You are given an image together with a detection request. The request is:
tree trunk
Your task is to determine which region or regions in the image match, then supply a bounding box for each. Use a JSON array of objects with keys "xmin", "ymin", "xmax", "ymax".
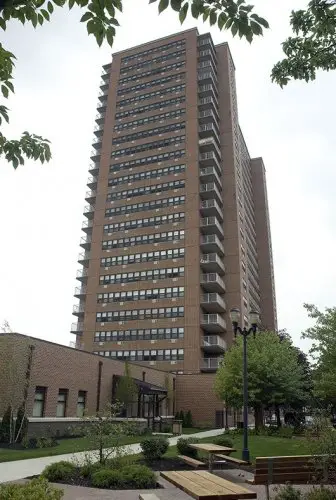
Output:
[
  {"xmin": 275, "ymin": 406, "xmax": 282, "ymax": 428},
  {"xmin": 254, "ymin": 404, "xmax": 264, "ymax": 431}
]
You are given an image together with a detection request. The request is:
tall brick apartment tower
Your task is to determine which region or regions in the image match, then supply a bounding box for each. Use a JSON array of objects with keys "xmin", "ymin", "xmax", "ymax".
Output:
[{"xmin": 71, "ymin": 29, "xmax": 277, "ymax": 417}]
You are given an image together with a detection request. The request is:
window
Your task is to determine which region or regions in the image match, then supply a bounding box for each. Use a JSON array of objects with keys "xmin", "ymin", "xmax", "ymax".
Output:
[
  {"xmin": 102, "ymin": 229, "xmax": 185, "ymax": 250},
  {"xmin": 110, "ymin": 136, "xmax": 186, "ymax": 159},
  {"xmin": 99, "ymin": 266, "xmax": 184, "ymax": 284},
  {"xmin": 101, "ymin": 248, "xmax": 184, "ymax": 268},
  {"xmin": 120, "ymin": 49, "xmax": 185, "ymax": 74},
  {"xmin": 96, "ymin": 307, "xmax": 184, "ymax": 323},
  {"xmin": 112, "ymin": 122, "xmax": 185, "ymax": 146},
  {"xmin": 97, "ymin": 348, "xmax": 184, "ymax": 361},
  {"xmin": 108, "ymin": 164, "xmax": 185, "ymax": 186},
  {"xmin": 105, "ymin": 195, "xmax": 185, "ymax": 217},
  {"xmin": 109, "ymin": 149, "xmax": 185, "ymax": 174},
  {"xmin": 118, "ymin": 61, "xmax": 185, "ymax": 85},
  {"xmin": 107, "ymin": 180, "xmax": 185, "ymax": 201},
  {"xmin": 56, "ymin": 389, "xmax": 68, "ymax": 417},
  {"xmin": 97, "ymin": 286, "xmax": 184, "ymax": 304},
  {"xmin": 121, "ymin": 39, "xmax": 185, "ymax": 64},
  {"xmin": 117, "ymin": 72, "xmax": 185, "ymax": 96},
  {"xmin": 33, "ymin": 386, "xmax": 47, "ymax": 417},
  {"xmin": 117, "ymin": 85, "xmax": 185, "ymax": 108},
  {"xmin": 114, "ymin": 108, "xmax": 185, "ymax": 131},
  {"xmin": 77, "ymin": 391, "xmax": 86, "ymax": 417},
  {"xmin": 115, "ymin": 96, "xmax": 185, "ymax": 120}
]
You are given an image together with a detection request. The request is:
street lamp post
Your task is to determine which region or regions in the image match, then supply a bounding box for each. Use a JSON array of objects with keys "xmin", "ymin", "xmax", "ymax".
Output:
[{"xmin": 229, "ymin": 307, "xmax": 260, "ymax": 463}]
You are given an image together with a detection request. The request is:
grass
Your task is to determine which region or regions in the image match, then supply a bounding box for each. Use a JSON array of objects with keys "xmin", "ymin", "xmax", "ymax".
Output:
[{"xmin": 0, "ymin": 434, "xmax": 142, "ymax": 463}]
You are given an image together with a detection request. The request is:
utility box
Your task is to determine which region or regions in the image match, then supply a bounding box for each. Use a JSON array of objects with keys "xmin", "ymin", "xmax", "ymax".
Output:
[{"xmin": 172, "ymin": 419, "xmax": 183, "ymax": 435}]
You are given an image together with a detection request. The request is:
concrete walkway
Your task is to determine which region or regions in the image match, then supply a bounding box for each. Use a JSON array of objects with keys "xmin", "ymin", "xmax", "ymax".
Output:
[{"xmin": 0, "ymin": 428, "xmax": 225, "ymax": 483}]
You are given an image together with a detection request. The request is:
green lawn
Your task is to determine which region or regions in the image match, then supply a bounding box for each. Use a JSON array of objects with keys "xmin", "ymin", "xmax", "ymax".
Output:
[{"xmin": 0, "ymin": 434, "xmax": 142, "ymax": 463}]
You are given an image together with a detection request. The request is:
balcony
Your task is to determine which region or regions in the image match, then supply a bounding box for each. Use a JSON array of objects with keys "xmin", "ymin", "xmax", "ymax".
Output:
[
  {"xmin": 73, "ymin": 303, "xmax": 85, "ymax": 316},
  {"xmin": 200, "ymin": 217, "xmax": 223, "ymax": 238},
  {"xmin": 200, "ymin": 357, "xmax": 223, "ymax": 372},
  {"xmin": 82, "ymin": 220, "xmax": 93, "ymax": 234},
  {"xmin": 83, "ymin": 204, "xmax": 95, "ymax": 220},
  {"xmin": 78, "ymin": 251, "xmax": 90, "ymax": 266},
  {"xmin": 197, "ymin": 70, "xmax": 217, "ymax": 87},
  {"xmin": 199, "ymin": 136, "xmax": 221, "ymax": 157},
  {"xmin": 95, "ymin": 112, "xmax": 105, "ymax": 125},
  {"xmin": 89, "ymin": 162, "xmax": 100, "ymax": 176},
  {"xmin": 90, "ymin": 150, "xmax": 101, "ymax": 163},
  {"xmin": 200, "ymin": 183, "xmax": 221, "ymax": 203},
  {"xmin": 92, "ymin": 138, "xmax": 102, "ymax": 151},
  {"xmin": 85, "ymin": 190, "xmax": 96, "ymax": 204},
  {"xmin": 100, "ymin": 81, "xmax": 109, "ymax": 93},
  {"xmin": 76, "ymin": 268, "xmax": 89, "ymax": 282},
  {"xmin": 201, "ymin": 293, "xmax": 226, "ymax": 313},
  {"xmin": 199, "ymin": 122, "xmax": 220, "ymax": 143},
  {"xmin": 80, "ymin": 236, "xmax": 91, "ymax": 250},
  {"xmin": 202, "ymin": 335, "xmax": 226, "ymax": 353},
  {"xmin": 200, "ymin": 253, "xmax": 225, "ymax": 274},
  {"xmin": 200, "ymin": 199, "xmax": 223, "ymax": 220},
  {"xmin": 200, "ymin": 166, "xmax": 221, "ymax": 185},
  {"xmin": 201, "ymin": 273, "xmax": 226, "ymax": 293},
  {"xmin": 201, "ymin": 313, "xmax": 226, "ymax": 333},
  {"xmin": 74, "ymin": 286, "xmax": 87, "ymax": 298},
  {"xmin": 199, "ymin": 151, "xmax": 221, "ymax": 173},
  {"xmin": 199, "ymin": 96, "xmax": 219, "ymax": 116},
  {"xmin": 97, "ymin": 100, "xmax": 107, "ymax": 114},
  {"xmin": 87, "ymin": 175, "xmax": 98, "ymax": 189},
  {"xmin": 200, "ymin": 234, "xmax": 224, "ymax": 256},
  {"xmin": 70, "ymin": 322, "xmax": 84, "ymax": 334},
  {"xmin": 198, "ymin": 109, "xmax": 219, "ymax": 126}
]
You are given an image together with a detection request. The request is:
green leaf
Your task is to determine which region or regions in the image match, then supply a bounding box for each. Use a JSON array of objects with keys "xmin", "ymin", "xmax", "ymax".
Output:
[
  {"xmin": 69, "ymin": 0, "xmax": 75, "ymax": 9},
  {"xmin": 158, "ymin": 0, "xmax": 169, "ymax": 13},
  {"xmin": 53, "ymin": 0, "xmax": 65, "ymax": 5},
  {"xmin": 110, "ymin": 18, "xmax": 120, "ymax": 26},
  {"xmin": 80, "ymin": 11, "xmax": 93, "ymax": 22},
  {"xmin": 47, "ymin": 1, "xmax": 54, "ymax": 13},
  {"xmin": 31, "ymin": 12, "xmax": 38, "ymax": 27},
  {"xmin": 209, "ymin": 10, "xmax": 217, "ymax": 26},
  {"xmin": 217, "ymin": 12, "xmax": 227, "ymax": 30},
  {"xmin": 191, "ymin": 1, "xmax": 199, "ymax": 18},
  {"xmin": 231, "ymin": 21, "xmax": 239, "ymax": 37},
  {"xmin": 246, "ymin": 30, "xmax": 253, "ymax": 43},
  {"xmin": 6, "ymin": 81, "xmax": 14, "ymax": 93},
  {"xmin": 0, "ymin": 18, "xmax": 7, "ymax": 30},
  {"xmin": 41, "ymin": 9, "xmax": 50, "ymax": 20},
  {"xmin": 87, "ymin": 18, "xmax": 98, "ymax": 34},
  {"xmin": 179, "ymin": 2, "xmax": 188, "ymax": 23},
  {"xmin": 1, "ymin": 85, "xmax": 8, "ymax": 99},
  {"xmin": 106, "ymin": 27, "xmax": 115, "ymax": 47},
  {"xmin": 170, "ymin": 0, "xmax": 182, "ymax": 12}
]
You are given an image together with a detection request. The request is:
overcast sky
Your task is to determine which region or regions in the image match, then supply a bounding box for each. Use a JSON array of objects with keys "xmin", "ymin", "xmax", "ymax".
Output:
[{"xmin": 0, "ymin": 0, "xmax": 335, "ymax": 352}]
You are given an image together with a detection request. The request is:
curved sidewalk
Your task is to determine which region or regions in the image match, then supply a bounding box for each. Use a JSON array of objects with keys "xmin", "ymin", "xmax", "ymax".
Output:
[{"xmin": 0, "ymin": 428, "xmax": 225, "ymax": 483}]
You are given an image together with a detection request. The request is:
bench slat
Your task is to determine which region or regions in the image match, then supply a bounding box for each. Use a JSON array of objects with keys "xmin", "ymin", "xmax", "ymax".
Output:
[
  {"xmin": 160, "ymin": 471, "xmax": 218, "ymax": 500},
  {"xmin": 215, "ymin": 454, "xmax": 248, "ymax": 465},
  {"xmin": 178, "ymin": 455, "xmax": 205, "ymax": 467},
  {"xmin": 139, "ymin": 495, "xmax": 160, "ymax": 500},
  {"xmin": 193, "ymin": 471, "xmax": 257, "ymax": 497}
]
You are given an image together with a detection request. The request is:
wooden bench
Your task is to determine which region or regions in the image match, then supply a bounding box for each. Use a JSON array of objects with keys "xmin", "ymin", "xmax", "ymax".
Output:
[
  {"xmin": 248, "ymin": 455, "xmax": 336, "ymax": 485},
  {"xmin": 178, "ymin": 454, "xmax": 205, "ymax": 468},
  {"xmin": 161, "ymin": 470, "xmax": 257, "ymax": 500},
  {"xmin": 214, "ymin": 454, "xmax": 249, "ymax": 466},
  {"xmin": 139, "ymin": 495, "xmax": 160, "ymax": 500}
]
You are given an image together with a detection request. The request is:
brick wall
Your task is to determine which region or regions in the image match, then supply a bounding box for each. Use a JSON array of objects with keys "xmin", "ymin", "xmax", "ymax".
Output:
[{"xmin": 0, "ymin": 333, "xmax": 175, "ymax": 419}]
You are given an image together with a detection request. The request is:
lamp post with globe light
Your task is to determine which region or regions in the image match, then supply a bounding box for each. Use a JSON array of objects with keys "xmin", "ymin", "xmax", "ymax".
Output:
[{"xmin": 229, "ymin": 307, "xmax": 260, "ymax": 463}]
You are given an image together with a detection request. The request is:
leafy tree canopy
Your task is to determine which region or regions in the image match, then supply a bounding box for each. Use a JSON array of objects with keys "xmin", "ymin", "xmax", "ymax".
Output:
[
  {"xmin": 214, "ymin": 331, "xmax": 307, "ymax": 422},
  {"xmin": 1, "ymin": 0, "xmax": 335, "ymax": 168},
  {"xmin": 302, "ymin": 303, "xmax": 336, "ymax": 408}
]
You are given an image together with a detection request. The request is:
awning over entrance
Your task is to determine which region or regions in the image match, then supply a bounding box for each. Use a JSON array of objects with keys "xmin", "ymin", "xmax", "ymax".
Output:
[{"xmin": 112, "ymin": 374, "xmax": 167, "ymax": 396}]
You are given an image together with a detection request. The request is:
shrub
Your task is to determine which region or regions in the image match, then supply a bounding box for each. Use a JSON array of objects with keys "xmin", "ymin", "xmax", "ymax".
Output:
[
  {"xmin": 305, "ymin": 487, "xmax": 336, "ymax": 500},
  {"xmin": 0, "ymin": 405, "xmax": 12, "ymax": 443},
  {"xmin": 0, "ymin": 477, "xmax": 63, "ymax": 499},
  {"xmin": 274, "ymin": 485, "xmax": 303, "ymax": 500},
  {"xmin": 277, "ymin": 426, "xmax": 294, "ymax": 439},
  {"xmin": 141, "ymin": 435, "xmax": 169, "ymax": 461},
  {"xmin": 42, "ymin": 461, "xmax": 77, "ymax": 482},
  {"xmin": 177, "ymin": 437, "xmax": 200, "ymax": 458},
  {"xmin": 121, "ymin": 465, "xmax": 156, "ymax": 488},
  {"xmin": 80, "ymin": 461, "xmax": 102, "ymax": 478},
  {"xmin": 91, "ymin": 469, "xmax": 125, "ymax": 488},
  {"xmin": 179, "ymin": 410, "xmax": 185, "ymax": 425},
  {"xmin": 184, "ymin": 410, "xmax": 193, "ymax": 428},
  {"xmin": 37, "ymin": 436, "xmax": 58, "ymax": 448},
  {"xmin": 212, "ymin": 435, "xmax": 234, "ymax": 448}
]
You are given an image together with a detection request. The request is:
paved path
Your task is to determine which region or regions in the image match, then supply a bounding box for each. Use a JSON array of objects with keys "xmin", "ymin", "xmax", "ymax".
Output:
[{"xmin": 0, "ymin": 428, "xmax": 225, "ymax": 483}]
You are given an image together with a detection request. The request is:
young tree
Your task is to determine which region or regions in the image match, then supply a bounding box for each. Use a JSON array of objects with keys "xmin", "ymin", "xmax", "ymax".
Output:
[
  {"xmin": 81, "ymin": 402, "xmax": 135, "ymax": 464},
  {"xmin": 302, "ymin": 303, "xmax": 336, "ymax": 412},
  {"xmin": 115, "ymin": 362, "xmax": 138, "ymax": 416},
  {"xmin": 214, "ymin": 331, "xmax": 307, "ymax": 429}
]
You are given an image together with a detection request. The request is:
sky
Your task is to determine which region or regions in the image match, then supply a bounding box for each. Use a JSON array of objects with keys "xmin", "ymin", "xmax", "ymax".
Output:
[{"xmin": 0, "ymin": 0, "xmax": 335, "ymax": 352}]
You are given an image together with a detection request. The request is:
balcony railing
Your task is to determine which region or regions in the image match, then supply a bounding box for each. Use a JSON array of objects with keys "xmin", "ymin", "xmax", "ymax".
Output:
[
  {"xmin": 200, "ymin": 357, "xmax": 223, "ymax": 371},
  {"xmin": 200, "ymin": 166, "xmax": 221, "ymax": 186},
  {"xmin": 82, "ymin": 220, "xmax": 93, "ymax": 233},
  {"xmin": 201, "ymin": 273, "xmax": 226, "ymax": 293},
  {"xmin": 70, "ymin": 322, "xmax": 84, "ymax": 333},
  {"xmin": 200, "ymin": 217, "xmax": 223, "ymax": 238},
  {"xmin": 199, "ymin": 137, "xmax": 221, "ymax": 158},
  {"xmin": 200, "ymin": 253, "xmax": 225, "ymax": 274},
  {"xmin": 201, "ymin": 293, "xmax": 226, "ymax": 312},
  {"xmin": 200, "ymin": 234, "xmax": 224, "ymax": 255},
  {"xmin": 201, "ymin": 314, "xmax": 227, "ymax": 333},
  {"xmin": 200, "ymin": 183, "xmax": 221, "ymax": 203},
  {"xmin": 80, "ymin": 236, "xmax": 92, "ymax": 250},
  {"xmin": 83, "ymin": 205, "xmax": 95, "ymax": 219},
  {"xmin": 74, "ymin": 286, "xmax": 87, "ymax": 297},
  {"xmin": 73, "ymin": 303, "xmax": 85, "ymax": 315},
  {"xmin": 87, "ymin": 176, "xmax": 98, "ymax": 188},
  {"xmin": 76, "ymin": 268, "xmax": 89, "ymax": 281},
  {"xmin": 78, "ymin": 251, "xmax": 90, "ymax": 264},
  {"xmin": 202, "ymin": 335, "xmax": 226, "ymax": 352},
  {"xmin": 200, "ymin": 199, "xmax": 223, "ymax": 220},
  {"xmin": 85, "ymin": 190, "xmax": 97, "ymax": 203}
]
